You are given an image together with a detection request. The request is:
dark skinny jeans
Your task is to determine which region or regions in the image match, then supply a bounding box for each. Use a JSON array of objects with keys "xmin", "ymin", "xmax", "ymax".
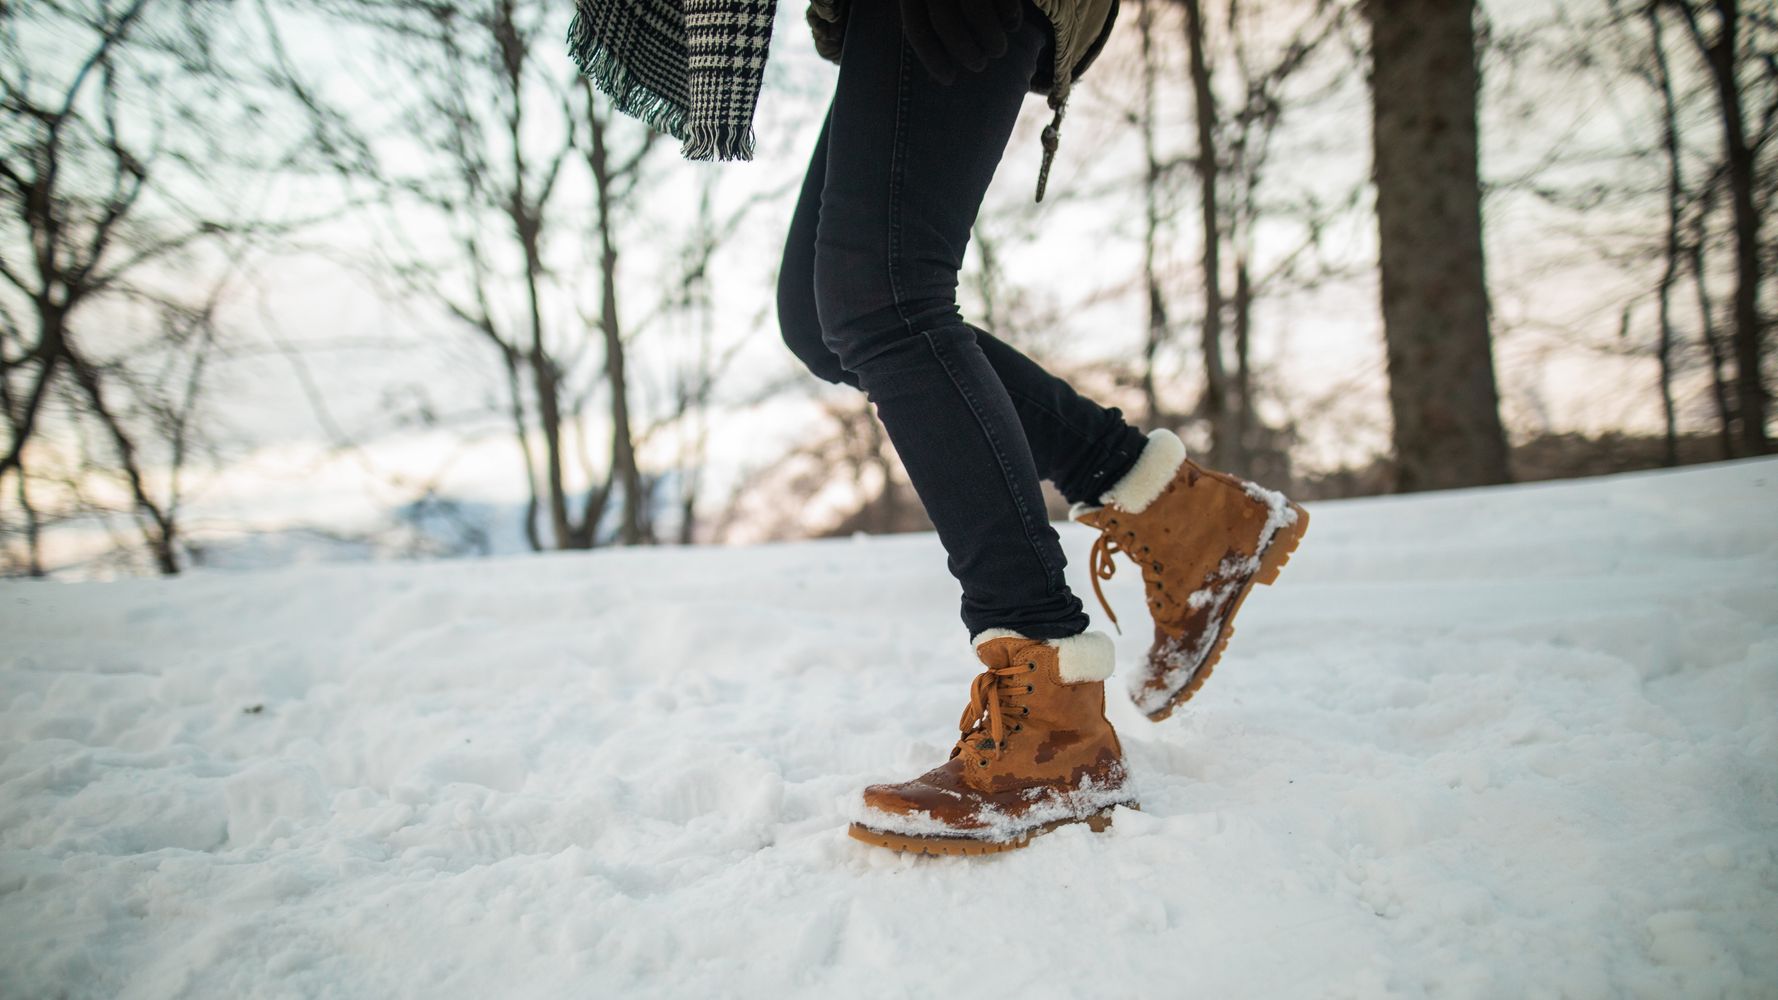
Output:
[{"xmin": 774, "ymin": 0, "xmax": 1149, "ymax": 641}]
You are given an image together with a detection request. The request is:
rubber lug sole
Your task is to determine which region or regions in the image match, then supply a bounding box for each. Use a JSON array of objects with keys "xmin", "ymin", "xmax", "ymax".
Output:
[
  {"xmin": 1144, "ymin": 500, "xmax": 1310, "ymax": 723},
  {"xmin": 846, "ymin": 806, "xmax": 1127, "ymax": 856}
]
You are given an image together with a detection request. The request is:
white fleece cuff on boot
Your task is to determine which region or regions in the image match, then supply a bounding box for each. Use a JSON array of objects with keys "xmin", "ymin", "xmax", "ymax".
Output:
[
  {"xmin": 1096, "ymin": 427, "xmax": 1187, "ymax": 514},
  {"xmin": 969, "ymin": 627, "xmax": 1115, "ymax": 683}
]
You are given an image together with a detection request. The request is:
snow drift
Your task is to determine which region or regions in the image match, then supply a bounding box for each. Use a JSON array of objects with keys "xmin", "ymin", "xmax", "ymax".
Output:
[{"xmin": 2, "ymin": 459, "xmax": 1775, "ymax": 998}]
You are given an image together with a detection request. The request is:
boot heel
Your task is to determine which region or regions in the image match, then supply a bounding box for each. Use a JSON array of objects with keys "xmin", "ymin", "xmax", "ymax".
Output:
[{"xmin": 1255, "ymin": 502, "xmax": 1310, "ymax": 586}]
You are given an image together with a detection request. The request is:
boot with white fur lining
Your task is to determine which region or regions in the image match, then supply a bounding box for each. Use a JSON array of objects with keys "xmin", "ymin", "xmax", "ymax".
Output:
[
  {"xmin": 847, "ymin": 629, "xmax": 1138, "ymax": 855},
  {"xmin": 1069, "ymin": 428, "xmax": 1310, "ymax": 721}
]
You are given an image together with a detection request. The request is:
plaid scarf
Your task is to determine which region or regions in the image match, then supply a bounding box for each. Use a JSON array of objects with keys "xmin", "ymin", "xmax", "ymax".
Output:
[{"xmin": 567, "ymin": 0, "xmax": 779, "ymax": 161}]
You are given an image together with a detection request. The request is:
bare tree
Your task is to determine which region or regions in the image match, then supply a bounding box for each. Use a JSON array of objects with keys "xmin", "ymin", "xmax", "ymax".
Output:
[
  {"xmin": 1125, "ymin": 0, "xmax": 1353, "ymax": 477},
  {"xmin": 1366, "ymin": 0, "xmax": 1511, "ymax": 491},
  {"xmin": 1665, "ymin": 0, "xmax": 1768, "ymax": 454},
  {"xmin": 302, "ymin": 0, "xmax": 673, "ymax": 550},
  {"xmin": 712, "ymin": 388, "xmax": 932, "ymax": 543},
  {"xmin": 578, "ymin": 76, "xmax": 656, "ymax": 545},
  {"xmin": 1648, "ymin": 1, "xmax": 1686, "ymax": 465},
  {"xmin": 1136, "ymin": 0, "xmax": 1174, "ymax": 431},
  {"xmin": 652, "ymin": 172, "xmax": 767, "ymax": 544},
  {"xmin": 1180, "ymin": 0, "xmax": 1234, "ymax": 470},
  {"xmin": 1, "ymin": 0, "xmax": 325, "ymax": 574},
  {"xmin": 1221, "ymin": 0, "xmax": 1349, "ymax": 485},
  {"xmin": 1489, "ymin": 0, "xmax": 1773, "ymax": 465}
]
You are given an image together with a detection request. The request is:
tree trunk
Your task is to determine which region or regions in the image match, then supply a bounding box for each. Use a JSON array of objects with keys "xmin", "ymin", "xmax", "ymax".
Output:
[
  {"xmin": 65, "ymin": 346, "xmax": 182, "ymax": 574},
  {"xmin": 1699, "ymin": 0, "xmax": 1767, "ymax": 454},
  {"xmin": 600, "ymin": 219, "xmax": 644, "ymax": 545},
  {"xmin": 1649, "ymin": 3, "xmax": 1680, "ymax": 467},
  {"xmin": 13, "ymin": 459, "xmax": 44, "ymax": 577},
  {"xmin": 1138, "ymin": 0, "xmax": 1168, "ymax": 426},
  {"xmin": 590, "ymin": 103, "xmax": 646, "ymax": 545},
  {"xmin": 1366, "ymin": 0, "xmax": 1511, "ymax": 491},
  {"xmin": 522, "ymin": 298, "xmax": 573, "ymax": 546},
  {"xmin": 498, "ymin": 347, "xmax": 545, "ymax": 551},
  {"xmin": 498, "ymin": 5, "xmax": 574, "ymax": 549},
  {"xmin": 1688, "ymin": 237, "xmax": 1736, "ymax": 458},
  {"xmin": 1233, "ymin": 255, "xmax": 1253, "ymax": 475},
  {"xmin": 1182, "ymin": 0, "xmax": 1230, "ymax": 466}
]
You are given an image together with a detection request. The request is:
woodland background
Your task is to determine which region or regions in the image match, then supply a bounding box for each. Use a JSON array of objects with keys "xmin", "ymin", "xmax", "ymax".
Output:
[{"xmin": 2, "ymin": 0, "xmax": 1773, "ymax": 577}]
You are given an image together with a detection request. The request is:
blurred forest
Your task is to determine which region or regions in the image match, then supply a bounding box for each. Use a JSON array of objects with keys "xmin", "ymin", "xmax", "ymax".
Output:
[{"xmin": 2, "ymin": 0, "xmax": 1773, "ymax": 577}]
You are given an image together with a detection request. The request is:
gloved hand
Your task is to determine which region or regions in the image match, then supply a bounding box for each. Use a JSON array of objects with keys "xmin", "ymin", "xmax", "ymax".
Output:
[{"xmin": 898, "ymin": 0, "xmax": 1026, "ymax": 86}]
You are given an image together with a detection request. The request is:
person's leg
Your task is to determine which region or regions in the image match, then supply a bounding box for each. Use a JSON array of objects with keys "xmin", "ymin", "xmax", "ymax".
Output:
[
  {"xmin": 966, "ymin": 324, "xmax": 1148, "ymax": 506},
  {"xmin": 807, "ymin": 0, "xmax": 1108, "ymax": 640},
  {"xmin": 777, "ymin": 100, "xmax": 860, "ymax": 390},
  {"xmin": 776, "ymin": 90, "xmax": 1148, "ymax": 510}
]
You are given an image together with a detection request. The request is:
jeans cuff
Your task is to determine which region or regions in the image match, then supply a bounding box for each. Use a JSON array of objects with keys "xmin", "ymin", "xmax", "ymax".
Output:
[{"xmin": 1057, "ymin": 423, "xmax": 1149, "ymax": 506}]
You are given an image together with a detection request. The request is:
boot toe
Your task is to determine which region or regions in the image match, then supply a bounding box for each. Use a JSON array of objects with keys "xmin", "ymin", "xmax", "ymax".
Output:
[
  {"xmin": 860, "ymin": 777, "xmax": 972, "ymax": 822},
  {"xmin": 858, "ymin": 759, "xmax": 989, "ymax": 831},
  {"xmin": 858, "ymin": 780, "xmax": 918, "ymax": 814}
]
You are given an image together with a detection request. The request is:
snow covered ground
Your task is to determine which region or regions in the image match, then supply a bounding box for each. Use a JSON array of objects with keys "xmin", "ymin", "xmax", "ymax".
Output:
[{"xmin": 2, "ymin": 460, "xmax": 1775, "ymax": 999}]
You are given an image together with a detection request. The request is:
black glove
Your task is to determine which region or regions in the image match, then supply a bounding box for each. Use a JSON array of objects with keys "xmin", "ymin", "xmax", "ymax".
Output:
[{"xmin": 899, "ymin": 0, "xmax": 1025, "ymax": 86}]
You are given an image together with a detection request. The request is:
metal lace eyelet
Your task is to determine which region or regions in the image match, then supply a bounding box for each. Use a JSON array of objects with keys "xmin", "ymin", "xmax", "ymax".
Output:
[
  {"xmin": 978, "ymin": 759, "xmax": 989, "ymax": 767},
  {"xmin": 1013, "ymin": 723, "xmax": 1022, "ymax": 732},
  {"xmin": 1026, "ymin": 684, "xmax": 1034, "ymax": 693},
  {"xmin": 1021, "ymin": 707, "xmax": 1030, "ymax": 716}
]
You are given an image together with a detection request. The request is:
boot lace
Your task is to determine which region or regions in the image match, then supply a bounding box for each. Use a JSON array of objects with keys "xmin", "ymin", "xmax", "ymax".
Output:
[
  {"xmin": 1088, "ymin": 519, "xmax": 1170, "ymax": 634},
  {"xmin": 953, "ymin": 656, "xmax": 1042, "ymax": 766}
]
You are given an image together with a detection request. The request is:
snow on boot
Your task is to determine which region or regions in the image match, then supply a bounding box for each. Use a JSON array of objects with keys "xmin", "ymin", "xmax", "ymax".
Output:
[
  {"xmin": 1069, "ymin": 427, "xmax": 1309, "ymax": 722},
  {"xmin": 847, "ymin": 630, "xmax": 1138, "ymax": 855}
]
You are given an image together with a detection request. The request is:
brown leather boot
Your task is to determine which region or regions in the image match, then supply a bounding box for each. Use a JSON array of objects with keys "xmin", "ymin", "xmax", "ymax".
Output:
[
  {"xmin": 1069, "ymin": 428, "xmax": 1309, "ymax": 722},
  {"xmin": 847, "ymin": 629, "xmax": 1138, "ymax": 855}
]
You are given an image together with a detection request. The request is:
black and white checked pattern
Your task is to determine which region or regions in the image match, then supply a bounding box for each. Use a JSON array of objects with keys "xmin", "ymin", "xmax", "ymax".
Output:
[{"xmin": 568, "ymin": 0, "xmax": 779, "ymax": 161}]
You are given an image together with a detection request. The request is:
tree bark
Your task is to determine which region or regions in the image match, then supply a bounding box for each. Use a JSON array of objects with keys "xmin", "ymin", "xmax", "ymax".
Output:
[
  {"xmin": 1138, "ymin": 0, "xmax": 1168, "ymax": 426},
  {"xmin": 1233, "ymin": 255, "xmax": 1253, "ymax": 471},
  {"xmin": 495, "ymin": 0, "xmax": 575, "ymax": 548},
  {"xmin": 12, "ymin": 457, "xmax": 44, "ymax": 577},
  {"xmin": 65, "ymin": 346, "xmax": 180, "ymax": 574},
  {"xmin": 1182, "ymin": 0, "xmax": 1230, "ymax": 467},
  {"xmin": 1698, "ymin": 0, "xmax": 1767, "ymax": 453},
  {"xmin": 1688, "ymin": 237, "xmax": 1737, "ymax": 458},
  {"xmin": 1649, "ymin": 3, "xmax": 1681, "ymax": 467},
  {"xmin": 1366, "ymin": 0, "xmax": 1511, "ymax": 491},
  {"xmin": 589, "ymin": 100, "xmax": 646, "ymax": 546}
]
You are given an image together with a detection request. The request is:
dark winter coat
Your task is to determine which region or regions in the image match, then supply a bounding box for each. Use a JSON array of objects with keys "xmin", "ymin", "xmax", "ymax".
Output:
[{"xmin": 805, "ymin": 0, "xmax": 1120, "ymax": 201}]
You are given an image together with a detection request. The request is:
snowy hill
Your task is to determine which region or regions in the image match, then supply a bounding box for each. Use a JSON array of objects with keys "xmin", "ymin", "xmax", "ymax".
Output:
[{"xmin": 2, "ymin": 460, "xmax": 1775, "ymax": 998}]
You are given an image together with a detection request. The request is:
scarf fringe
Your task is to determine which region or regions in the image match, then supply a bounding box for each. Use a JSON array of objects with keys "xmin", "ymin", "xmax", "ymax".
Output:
[
  {"xmin": 682, "ymin": 122, "xmax": 757, "ymax": 162},
  {"xmin": 566, "ymin": 2, "xmax": 691, "ymax": 144}
]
